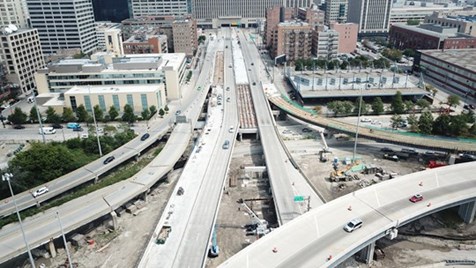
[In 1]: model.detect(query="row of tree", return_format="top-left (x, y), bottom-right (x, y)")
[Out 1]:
top-left (326, 92), bottom-right (432, 116)
top-left (8, 104), bottom-right (165, 126)
top-left (0, 130), bottom-right (136, 199)
top-left (391, 111), bottom-right (476, 137)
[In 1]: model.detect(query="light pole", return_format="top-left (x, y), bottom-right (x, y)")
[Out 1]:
top-left (56, 211), bottom-right (73, 268)
top-left (32, 94), bottom-right (45, 143)
top-left (88, 86), bottom-right (103, 157)
top-left (2, 173), bottom-right (36, 268)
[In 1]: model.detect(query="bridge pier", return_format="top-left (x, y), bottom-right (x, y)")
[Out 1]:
top-left (110, 211), bottom-right (118, 230)
top-left (458, 201), bottom-right (476, 224)
top-left (48, 238), bottom-right (56, 258)
top-left (278, 110), bottom-right (287, 121)
top-left (142, 191), bottom-right (148, 202)
top-left (94, 174), bottom-right (99, 184)
top-left (358, 242), bottom-right (375, 264)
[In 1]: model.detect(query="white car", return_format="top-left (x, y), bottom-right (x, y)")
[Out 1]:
top-left (360, 118), bottom-right (371, 123)
top-left (229, 126), bottom-right (234, 133)
top-left (343, 218), bottom-right (363, 232)
top-left (32, 186), bottom-right (49, 197)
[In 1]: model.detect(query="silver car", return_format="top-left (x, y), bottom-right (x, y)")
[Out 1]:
top-left (344, 218), bottom-right (363, 232)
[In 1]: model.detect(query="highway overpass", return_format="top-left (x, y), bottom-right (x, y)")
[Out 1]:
top-left (219, 161), bottom-right (476, 268)
top-left (238, 31), bottom-right (323, 226)
top-left (0, 37), bottom-right (219, 264)
top-left (268, 95), bottom-right (476, 152)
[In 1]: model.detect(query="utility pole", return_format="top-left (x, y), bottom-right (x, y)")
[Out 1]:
top-left (88, 86), bottom-right (103, 157)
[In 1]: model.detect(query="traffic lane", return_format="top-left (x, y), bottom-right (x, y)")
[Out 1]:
top-left (173, 132), bottom-right (234, 267)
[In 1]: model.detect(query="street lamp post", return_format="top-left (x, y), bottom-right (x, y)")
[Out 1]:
top-left (56, 211), bottom-right (73, 268)
top-left (2, 173), bottom-right (36, 268)
top-left (88, 86), bottom-right (103, 157)
top-left (33, 94), bottom-right (46, 143)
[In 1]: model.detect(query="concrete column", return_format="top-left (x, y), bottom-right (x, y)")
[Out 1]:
top-left (458, 201), bottom-right (476, 224)
top-left (239, 133), bottom-right (243, 141)
top-left (256, 132), bottom-right (260, 140)
top-left (48, 239), bottom-right (56, 258)
top-left (94, 174), bottom-right (99, 184)
top-left (142, 192), bottom-right (148, 202)
top-left (110, 211), bottom-right (118, 230)
top-left (358, 242), bottom-right (375, 264)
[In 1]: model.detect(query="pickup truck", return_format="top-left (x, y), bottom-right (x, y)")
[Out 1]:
top-left (156, 225), bottom-right (172, 245)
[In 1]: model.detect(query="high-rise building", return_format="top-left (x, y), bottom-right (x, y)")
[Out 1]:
top-left (347, 0), bottom-right (392, 35)
top-left (312, 27), bottom-right (339, 59)
top-left (0, 0), bottom-right (29, 28)
top-left (96, 22), bottom-right (124, 56)
top-left (26, 0), bottom-right (98, 55)
top-left (172, 18), bottom-right (197, 56)
top-left (0, 0), bottom-right (45, 94)
top-left (297, 5), bottom-right (325, 29)
top-left (129, 0), bottom-right (190, 18)
top-left (325, 0), bottom-right (348, 24)
top-left (265, 6), bottom-right (295, 48)
top-left (92, 0), bottom-right (129, 22)
top-left (272, 21), bottom-right (313, 62)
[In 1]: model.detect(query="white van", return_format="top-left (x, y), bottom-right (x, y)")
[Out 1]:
top-left (39, 127), bottom-right (56, 135)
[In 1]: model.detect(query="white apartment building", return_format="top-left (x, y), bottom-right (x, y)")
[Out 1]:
top-left (0, 0), bottom-right (44, 94)
top-left (325, 0), bottom-right (348, 24)
top-left (129, 0), bottom-right (190, 18)
top-left (1, 28), bottom-right (45, 94)
top-left (96, 22), bottom-right (124, 56)
top-left (347, 0), bottom-right (392, 35)
top-left (0, 0), bottom-right (28, 28)
top-left (35, 53), bottom-right (187, 104)
top-left (26, 0), bottom-right (98, 55)
top-left (312, 28), bottom-right (339, 59)
top-left (390, 5), bottom-right (465, 24)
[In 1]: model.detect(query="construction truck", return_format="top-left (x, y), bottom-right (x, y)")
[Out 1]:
top-left (239, 200), bottom-right (270, 238)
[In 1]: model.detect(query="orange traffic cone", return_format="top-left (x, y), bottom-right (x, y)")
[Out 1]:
top-left (328, 255), bottom-right (333, 261)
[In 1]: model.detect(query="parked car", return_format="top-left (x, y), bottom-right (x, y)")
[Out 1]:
top-left (141, 133), bottom-right (150, 141)
top-left (383, 154), bottom-right (399, 161)
top-left (360, 118), bottom-right (371, 123)
top-left (50, 123), bottom-right (63, 129)
top-left (380, 147), bottom-right (394, 153)
top-left (302, 128), bottom-right (312, 133)
top-left (32, 186), bottom-right (49, 197)
top-left (409, 194), bottom-right (424, 203)
top-left (13, 125), bottom-right (25, 129)
top-left (252, 82), bottom-right (256, 86)
top-left (343, 218), bottom-right (363, 232)
top-left (72, 127), bottom-right (83, 132)
top-left (175, 110), bottom-right (181, 115)
top-left (103, 156), bottom-right (115, 164)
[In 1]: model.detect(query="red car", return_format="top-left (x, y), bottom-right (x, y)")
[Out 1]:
top-left (409, 194), bottom-right (424, 203)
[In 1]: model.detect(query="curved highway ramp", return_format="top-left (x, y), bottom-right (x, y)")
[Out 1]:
top-left (219, 161), bottom-right (476, 268)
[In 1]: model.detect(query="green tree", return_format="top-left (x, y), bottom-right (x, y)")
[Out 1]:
top-left (353, 97), bottom-right (368, 115)
top-left (29, 106), bottom-right (40, 123)
top-left (432, 114), bottom-right (451, 136)
top-left (7, 107), bottom-right (28, 126)
top-left (390, 114), bottom-right (405, 129)
top-left (425, 84), bottom-right (438, 97)
top-left (122, 104), bottom-right (136, 124)
top-left (339, 61), bottom-right (349, 70)
top-left (449, 115), bottom-right (469, 136)
top-left (164, 105), bottom-right (169, 114)
top-left (108, 106), bottom-right (119, 121)
top-left (404, 100), bottom-right (415, 113)
top-left (403, 48), bottom-right (416, 58)
top-left (371, 97), bottom-right (385, 115)
top-left (416, 99), bottom-right (431, 110)
top-left (62, 107), bottom-right (77, 122)
top-left (149, 105), bottom-right (157, 117)
top-left (391, 91), bottom-right (405, 114)
top-left (159, 108), bottom-right (165, 118)
top-left (46, 107), bottom-right (61, 124)
top-left (446, 95), bottom-right (460, 108)
top-left (93, 105), bottom-right (104, 122)
top-left (141, 108), bottom-right (151, 120)
top-left (382, 48), bottom-right (403, 62)
top-left (76, 105), bottom-right (89, 122)
top-left (407, 114), bottom-right (419, 132)
top-left (469, 124), bottom-right (476, 137)
top-left (418, 111), bottom-right (434, 134)
top-left (461, 109), bottom-right (475, 124)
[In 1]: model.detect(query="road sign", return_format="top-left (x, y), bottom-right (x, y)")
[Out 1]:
top-left (294, 195), bottom-right (305, 202)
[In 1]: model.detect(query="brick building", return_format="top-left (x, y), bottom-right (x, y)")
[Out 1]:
top-left (272, 21), bottom-right (313, 62)
top-left (123, 34), bottom-right (168, 54)
top-left (330, 22), bottom-right (358, 53)
top-left (389, 23), bottom-right (476, 50)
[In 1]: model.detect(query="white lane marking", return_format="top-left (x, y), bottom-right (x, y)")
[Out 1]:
top-left (374, 188), bottom-right (381, 207)
top-left (314, 215), bottom-right (320, 237)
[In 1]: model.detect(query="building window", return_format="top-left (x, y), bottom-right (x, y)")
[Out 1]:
top-left (112, 95), bottom-right (120, 111)
top-left (141, 94), bottom-right (148, 111)
top-left (84, 95), bottom-right (92, 112)
top-left (70, 96), bottom-right (77, 111)
top-left (127, 94), bottom-right (134, 108)
top-left (98, 95), bottom-right (106, 111)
